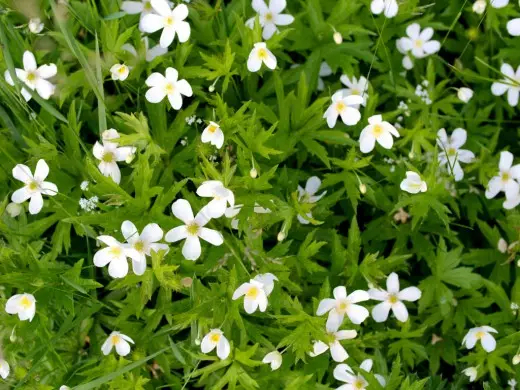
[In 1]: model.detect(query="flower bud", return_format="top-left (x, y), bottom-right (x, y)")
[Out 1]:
top-left (6, 202), bottom-right (22, 217)
top-left (208, 85), bottom-right (215, 92)
top-left (250, 168), bottom-right (258, 178)
top-left (513, 354), bottom-right (520, 365)
top-left (472, 0), bottom-right (486, 14)
top-left (359, 183), bottom-right (367, 194)
top-left (277, 231), bottom-right (285, 242)
top-left (28, 18), bottom-right (44, 34)
top-left (333, 32), bottom-right (343, 44)
top-left (457, 87), bottom-right (474, 103)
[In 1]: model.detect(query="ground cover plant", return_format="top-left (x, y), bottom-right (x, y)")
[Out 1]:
top-left (0, 0), bottom-right (520, 388)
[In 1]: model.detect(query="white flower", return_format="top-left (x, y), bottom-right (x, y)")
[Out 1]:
top-left (462, 326), bottom-right (498, 352)
top-left (94, 235), bottom-right (140, 278)
top-left (101, 331), bottom-right (134, 356)
top-left (11, 159), bottom-right (58, 215)
top-left (121, 221), bottom-right (169, 275)
top-left (297, 176), bottom-right (326, 225)
top-left (509, 379), bottom-right (518, 390)
top-left (317, 62), bottom-right (332, 91)
top-left (317, 286), bottom-right (370, 331)
top-left (308, 330), bottom-right (357, 362)
top-left (333, 362), bottom-right (375, 390)
top-left (400, 171), bottom-right (428, 194)
top-left (145, 67), bottom-right (193, 110)
top-left (28, 18), bottom-right (44, 33)
top-left (491, 0), bottom-right (509, 8)
top-left (462, 367), bottom-right (478, 382)
top-left (323, 91), bottom-right (364, 128)
top-left (397, 24), bottom-right (440, 62)
top-left (80, 180), bottom-right (89, 191)
top-left (491, 64), bottom-right (520, 107)
top-left (247, 42), bottom-right (277, 72)
top-left (110, 64), bottom-right (129, 81)
top-left (93, 131), bottom-right (136, 184)
top-left (339, 75), bottom-right (369, 107)
top-left (370, 0), bottom-right (398, 18)
top-left (437, 128), bottom-right (475, 181)
top-left (121, 0), bottom-right (163, 31)
top-left (201, 329), bottom-right (231, 359)
top-left (485, 151), bottom-right (520, 200)
top-left (457, 87), bottom-right (474, 103)
top-left (4, 51), bottom-right (56, 101)
top-left (196, 180), bottom-right (235, 218)
top-left (245, 0), bottom-right (294, 40)
top-left (121, 37), bottom-right (167, 63)
top-left (0, 359), bottom-right (9, 379)
top-left (253, 273), bottom-right (278, 295)
top-left (368, 272), bottom-right (421, 322)
top-left (5, 293), bottom-right (36, 322)
top-left (141, 0), bottom-right (190, 47)
top-left (164, 199), bottom-right (224, 260)
top-left (472, 0), bottom-right (486, 14)
top-left (507, 19), bottom-right (520, 36)
top-left (232, 279), bottom-right (268, 313)
top-left (262, 351), bottom-right (282, 370)
top-left (201, 122), bottom-right (224, 149)
top-left (6, 202), bottom-right (22, 217)
top-left (359, 114), bottom-right (400, 153)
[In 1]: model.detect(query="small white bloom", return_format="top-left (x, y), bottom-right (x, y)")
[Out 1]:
top-left (369, 272), bottom-right (422, 322)
top-left (247, 42), bottom-right (277, 72)
top-left (94, 235), bottom-right (140, 278)
top-left (11, 159), bottom-right (58, 215)
top-left (196, 180), bottom-right (235, 218)
top-left (462, 367), bottom-right (478, 382)
top-left (6, 202), bottom-right (22, 217)
top-left (145, 67), bottom-right (193, 110)
top-left (323, 91), bottom-right (363, 128)
top-left (232, 279), bottom-right (268, 314)
top-left (101, 331), bottom-right (134, 356)
top-left (491, 64), bottom-right (520, 107)
top-left (262, 351), bottom-right (282, 370)
top-left (165, 199), bottom-right (224, 260)
top-left (4, 51), bottom-right (56, 101)
top-left (80, 180), bottom-right (89, 191)
top-left (110, 64), bottom-right (129, 81)
top-left (457, 87), bottom-right (474, 103)
top-left (79, 196), bottom-right (98, 212)
top-left (437, 128), bottom-right (474, 181)
top-left (509, 379), bottom-right (518, 390)
top-left (122, 37), bottom-right (168, 63)
top-left (333, 363), bottom-right (369, 390)
top-left (317, 286), bottom-right (370, 331)
top-left (485, 151), bottom-right (520, 200)
top-left (507, 18), bottom-right (520, 36)
top-left (339, 75), bottom-right (369, 107)
top-left (0, 359), bottom-right (9, 379)
top-left (297, 176), bottom-right (326, 225)
top-left (397, 24), bottom-right (440, 64)
top-left (317, 62), bottom-right (332, 91)
top-left (498, 238), bottom-right (508, 253)
top-left (201, 329), bottom-right (231, 359)
top-left (141, 0), bottom-right (190, 47)
top-left (28, 18), bottom-right (44, 33)
top-left (245, 0), bottom-right (294, 40)
top-left (5, 293), bottom-right (36, 322)
top-left (400, 171), bottom-right (428, 194)
top-left (473, 0), bottom-right (486, 14)
top-left (201, 122), bottom-right (224, 149)
top-left (333, 31), bottom-right (343, 44)
top-left (359, 114), bottom-right (400, 153)
top-left (370, 0), bottom-right (398, 18)
top-left (121, 220), bottom-right (169, 275)
top-left (462, 326), bottom-right (498, 352)
top-left (93, 130), bottom-right (136, 184)
top-left (308, 329), bottom-right (357, 362)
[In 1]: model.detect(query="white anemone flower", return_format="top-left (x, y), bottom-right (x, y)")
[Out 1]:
top-left (457, 87), bottom-right (474, 103)
top-left (122, 37), bottom-right (168, 63)
top-left (491, 64), bottom-right (520, 107)
top-left (339, 75), bottom-right (369, 107)
top-left (101, 331), bottom-right (134, 356)
top-left (165, 199), bottom-right (224, 260)
top-left (485, 151), bottom-right (520, 200)
top-left (370, 0), bottom-right (399, 18)
top-left (437, 128), bottom-right (475, 181)
top-left (247, 42), bottom-right (277, 72)
top-left (462, 367), bottom-right (478, 382)
top-left (145, 67), bottom-right (193, 110)
top-left (473, 0), bottom-right (486, 14)
top-left (462, 326), bottom-right (498, 352)
top-left (5, 293), bottom-right (36, 322)
top-left (262, 351), bottom-right (282, 370)
top-left (309, 330), bottom-right (357, 362)
top-left (368, 272), bottom-right (421, 322)
top-left (323, 91), bottom-right (364, 128)
top-left (297, 176), bottom-right (326, 225)
top-left (317, 286), bottom-right (370, 331)
top-left (0, 360), bottom-right (9, 379)
top-left (396, 39), bottom-right (414, 70)
top-left (317, 62), bottom-right (332, 91)
top-left (201, 329), bottom-right (231, 359)
top-left (334, 359), bottom-right (387, 389)
top-left (507, 19), bottom-right (520, 36)
top-left (121, 221), bottom-right (169, 275)
top-left (141, 0), bottom-right (190, 47)
top-left (94, 235), bottom-right (140, 278)
top-left (93, 131), bottom-right (136, 184)
top-left (28, 18), bottom-right (44, 33)
top-left (196, 180), bottom-right (235, 218)
top-left (400, 171), bottom-right (428, 194)
top-left (11, 159), bottom-right (58, 215)
top-left (397, 24), bottom-right (440, 61)
top-left (359, 114), bottom-right (400, 153)
top-left (4, 51), bottom-right (56, 101)
top-left (245, 0), bottom-right (294, 40)
top-left (110, 64), bottom-right (129, 81)
top-left (232, 279), bottom-right (269, 314)
top-left (201, 122), bottom-right (224, 149)
top-left (6, 202), bottom-right (22, 217)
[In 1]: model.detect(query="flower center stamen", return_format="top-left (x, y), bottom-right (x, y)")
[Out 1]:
top-left (165, 16), bottom-right (174, 26)
top-left (111, 335), bottom-right (121, 344)
top-left (208, 125), bottom-right (218, 133)
top-left (337, 300), bottom-right (349, 313)
top-left (165, 82), bottom-right (175, 94)
top-left (26, 72), bottom-right (37, 82)
top-left (265, 12), bottom-right (273, 21)
top-left (134, 240), bottom-right (145, 252)
top-left (388, 294), bottom-right (398, 304)
top-left (447, 147), bottom-right (456, 156)
top-left (372, 124), bottom-right (384, 137)
top-left (351, 88), bottom-right (360, 95)
top-left (28, 181), bottom-right (39, 191)
top-left (354, 379), bottom-right (365, 389)
top-left (336, 101), bottom-right (346, 112)
top-left (186, 222), bottom-right (200, 236)
top-left (246, 286), bottom-right (259, 298)
top-left (414, 39), bottom-right (423, 48)
top-left (476, 331), bottom-right (485, 339)
top-left (502, 172), bottom-right (510, 182)
top-left (210, 333), bottom-right (221, 343)
top-left (20, 296), bottom-right (32, 309)
top-left (257, 48), bottom-right (268, 60)
top-left (102, 152), bottom-right (115, 163)
top-left (109, 246), bottom-right (122, 257)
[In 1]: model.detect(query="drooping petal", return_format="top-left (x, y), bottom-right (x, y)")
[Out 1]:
top-left (491, 82), bottom-right (508, 96)
top-left (372, 301), bottom-right (392, 322)
top-left (160, 27), bottom-right (176, 48)
top-left (115, 339), bottom-right (132, 356)
top-left (262, 23), bottom-right (278, 40)
top-left (340, 106), bottom-right (361, 126)
top-left (360, 358), bottom-right (373, 372)
top-left (247, 50), bottom-right (262, 72)
top-left (481, 333), bottom-right (496, 352)
top-left (329, 341), bottom-right (348, 362)
top-left (167, 91), bottom-right (183, 110)
top-left (201, 333), bottom-right (216, 353)
top-left (324, 106), bottom-right (338, 128)
top-left (145, 86), bottom-right (167, 103)
top-left (504, 179), bottom-right (519, 200)
top-left (309, 340), bottom-right (329, 357)
top-left (28, 192), bottom-right (44, 214)
top-left (101, 337), bottom-right (114, 355)
top-left (182, 236), bottom-right (202, 260)
top-left (507, 88), bottom-right (519, 107)
top-left (108, 257), bottom-right (129, 278)
top-left (485, 176), bottom-right (502, 199)
top-left (176, 79), bottom-right (193, 97)
top-left (263, 49), bottom-right (277, 70)
top-left (391, 301), bottom-right (409, 322)
top-left (37, 64), bottom-right (57, 79)
top-left (132, 257), bottom-right (147, 276)
top-left (333, 363), bottom-right (356, 382)
top-left (359, 128), bottom-right (376, 153)
top-left (507, 18), bottom-right (520, 36)
top-left (216, 336), bottom-right (231, 359)
top-left (35, 79), bottom-right (55, 99)
top-left (5, 295), bottom-right (22, 314)
top-left (376, 130), bottom-right (394, 149)
top-left (316, 298), bottom-right (336, 315)
top-left (232, 282), bottom-right (250, 300)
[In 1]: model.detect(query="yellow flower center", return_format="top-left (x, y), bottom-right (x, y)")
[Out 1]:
top-left (210, 333), bottom-right (221, 343)
top-left (165, 16), bottom-right (174, 26)
top-left (102, 152), bottom-right (115, 163)
top-left (246, 286), bottom-right (260, 298)
top-left (335, 101), bottom-right (346, 112)
top-left (372, 124), bottom-right (384, 137)
top-left (111, 334), bottom-right (121, 344)
top-left (26, 72), bottom-right (37, 82)
top-left (351, 89), bottom-right (360, 95)
top-left (337, 300), bottom-right (349, 313)
top-left (265, 12), bottom-right (274, 21)
top-left (208, 124), bottom-right (218, 133)
top-left (502, 172), bottom-right (510, 182)
top-left (354, 379), bottom-right (365, 389)
top-left (257, 48), bottom-right (268, 60)
top-left (28, 181), bottom-right (39, 191)
top-left (134, 240), bottom-right (145, 252)
top-left (388, 294), bottom-right (398, 304)
top-left (118, 66), bottom-right (126, 74)
top-left (475, 331), bottom-right (485, 339)
top-left (109, 246), bottom-right (122, 256)
top-left (186, 222), bottom-right (200, 236)
top-left (165, 82), bottom-right (175, 94)
top-left (447, 147), bottom-right (456, 156)
top-left (20, 296), bottom-right (32, 309)
top-left (414, 39), bottom-right (423, 48)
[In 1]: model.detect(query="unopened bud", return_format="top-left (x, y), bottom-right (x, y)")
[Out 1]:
top-left (277, 231), bottom-right (285, 242)
top-left (208, 85), bottom-right (215, 92)
top-left (513, 354), bottom-right (520, 365)
top-left (359, 183), bottom-right (366, 194)
top-left (250, 168), bottom-right (258, 178)
top-left (195, 338), bottom-right (201, 346)
top-left (6, 202), bottom-right (22, 217)
top-left (333, 31), bottom-right (343, 45)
